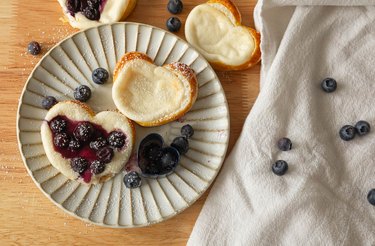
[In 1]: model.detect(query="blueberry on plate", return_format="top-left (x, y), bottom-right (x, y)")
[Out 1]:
top-left (92, 68), bottom-right (109, 84)
top-left (355, 121), bottom-right (370, 136)
top-left (42, 96), bottom-right (57, 110)
top-left (73, 122), bottom-right (94, 143)
top-left (54, 133), bottom-right (70, 148)
top-left (108, 131), bottom-right (126, 149)
top-left (89, 137), bottom-right (107, 151)
top-left (70, 157), bottom-right (89, 174)
top-left (272, 160), bottom-right (288, 176)
top-left (166, 17), bottom-right (181, 32)
top-left (368, 189), bottom-right (375, 206)
top-left (167, 0), bottom-right (183, 14)
top-left (74, 85), bottom-right (91, 102)
top-left (90, 160), bottom-right (105, 175)
top-left (277, 137), bottom-right (292, 151)
top-left (66, 0), bottom-right (81, 13)
top-left (124, 171), bottom-right (142, 189)
top-left (96, 146), bottom-right (114, 164)
top-left (27, 41), bottom-right (41, 55)
top-left (159, 147), bottom-right (180, 174)
top-left (68, 139), bottom-right (81, 152)
top-left (171, 136), bottom-right (189, 155)
top-left (321, 78), bottom-right (337, 93)
top-left (181, 124), bottom-right (194, 139)
top-left (339, 125), bottom-right (356, 141)
top-left (50, 117), bottom-right (67, 133)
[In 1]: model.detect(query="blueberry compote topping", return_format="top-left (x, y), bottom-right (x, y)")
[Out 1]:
top-left (48, 115), bottom-right (127, 183)
top-left (66, 0), bottom-right (107, 20)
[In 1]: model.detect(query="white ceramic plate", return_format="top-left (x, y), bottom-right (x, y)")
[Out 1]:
top-left (17, 22), bottom-right (230, 228)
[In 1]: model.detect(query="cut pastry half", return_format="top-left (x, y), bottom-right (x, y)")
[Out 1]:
top-left (112, 52), bottom-right (198, 127)
top-left (41, 101), bottom-right (135, 185)
top-left (185, 0), bottom-right (261, 70)
top-left (57, 0), bottom-right (137, 29)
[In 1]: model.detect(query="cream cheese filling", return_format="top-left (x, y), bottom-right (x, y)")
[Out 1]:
top-left (57, 0), bottom-right (131, 29)
top-left (112, 60), bottom-right (190, 123)
top-left (185, 4), bottom-right (255, 66)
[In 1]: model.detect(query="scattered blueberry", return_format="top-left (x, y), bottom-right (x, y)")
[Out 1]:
top-left (87, 0), bottom-right (100, 8)
top-left (68, 139), bottom-right (81, 152)
top-left (82, 6), bottom-right (100, 20)
top-left (66, 0), bottom-right (81, 13)
top-left (181, 124), bottom-right (194, 139)
top-left (108, 131), bottom-right (126, 149)
top-left (272, 160), bottom-right (288, 176)
top-left (74, 85), bottom-right (91, 102)
top-left (166, 17), bottom-right (181, 32)
top-left (53, 133), bottom-right (70, 148)
top-left (321, 78), bottom-right (337, 93)
top-left (42, 96), bottom-right (57, 110)
top-left (123, 171), bottom-right (142, 189)
top-left (90, 160), bottom-right (105, 175)
top-left (70, 157), bottom-right (89, 174)
top-left (27, 41), bottom-right (41, 55)
top-left (368, 189), bottom-right (375, 206)
top-left (171, 136), bottom-right (189, 155)
top-left (277, 138), bottom-right (292, 151)
top-left (96, 146), bottom-right (114, 164)
top-left (92, 68), bottom-right (109, 84)
top-left (73, 122), bottom-right (94, 143)
top-left (50, 118), bottom-right (67, 133)
top-left (355, 121), bottom-right (370, 136)
top-left (89, 137), bottom-right (107, 151)
top-left (339, 125), bottom-right (356, 141)
top-left (167, 0), bottom-right (183, 14)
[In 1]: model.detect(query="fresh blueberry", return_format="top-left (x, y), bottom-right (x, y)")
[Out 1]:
top-left (272, 160), bottom-right (288, 176)
top-left (50, 118), bottom-right (67, 133)
top-left (355, 121), bottom-right (370, 136)
top-left (90, 160), bottom-right (105, 175)
top-left (171, 136), bottom-right (189, 155)
top-left (53, 133), bottom-right (70, 148)
top-left (89, 137), bottom-right (107, 151)
top-left (166, 17), bottom-right (181, 32)
top-left (108, 131), bottom-right (126, 149)
top-left (123, 171), bottom-right (142, 189)
top-left (167, 0), bottom-right (183, 14)
top-left (42, 96), bottom-right (57, 110)
top-left (368, 189), bottom-right (375, 206)
top-left (277, 138), bottom-right (292, 151)
top-left (87, 0), bottom-right (100, 8)
top-left (70, 157), bottom-right (89, 174)
top-left (96, 146), bottom-right (114, 164)
top-left (66, 0), bottom-right (81, 14)
top-left (74, 85), bottom-right (91, 102)
top-left (181, 124), bottom-right (194, 139)
top-left (27, 41), bottom-right (41, 55)
top-left (321, 78), bottom-right (337, 93)
top-left (82, 7), bottom-right (100, 20)
top-left (339, 125), bottom-right (356, 141)
top-left (92, 68), bottom-right (109, 84)
top-left (68, 139), bottom-right (81, 152)
top-left (73, 122), bottom-right (94, 143)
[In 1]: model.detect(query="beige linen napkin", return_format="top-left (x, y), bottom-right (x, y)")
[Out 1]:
top-left (188, 0), bottom-right (375, 245)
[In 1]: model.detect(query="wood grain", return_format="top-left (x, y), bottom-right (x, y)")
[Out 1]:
top-left (0, 0), bottom-right (260, 245)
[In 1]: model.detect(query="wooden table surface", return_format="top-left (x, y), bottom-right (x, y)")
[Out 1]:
top-left (0, 0), bottom-right (259, 245)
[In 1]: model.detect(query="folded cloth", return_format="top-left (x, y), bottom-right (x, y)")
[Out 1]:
top-left (188, 0), bottom-right (375, 245)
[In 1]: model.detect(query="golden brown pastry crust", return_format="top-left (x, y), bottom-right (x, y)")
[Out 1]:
top-left (113, 52), bottom-right (198, 127)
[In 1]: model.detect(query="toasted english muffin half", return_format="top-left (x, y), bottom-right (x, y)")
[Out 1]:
top-left (185, 0), bottom-right (261, 71)
top-left (112, 52), bottom-right (198, 127)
